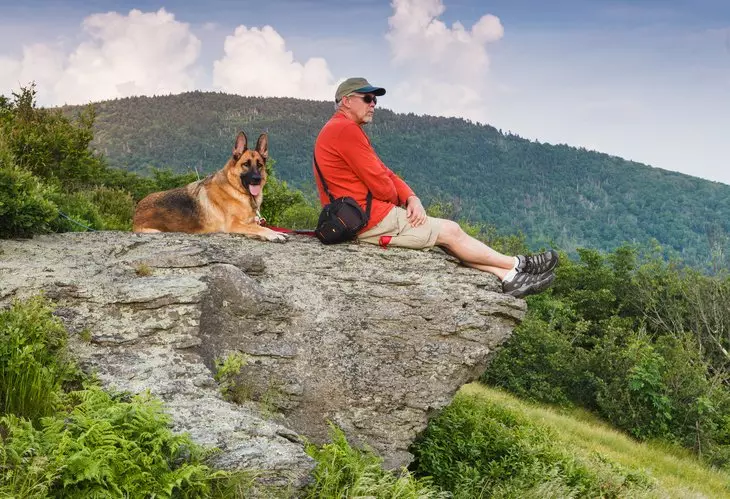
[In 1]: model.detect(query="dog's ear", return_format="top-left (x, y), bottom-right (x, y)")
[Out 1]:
top-left (232, 132), bottom-right (248, 159)
top-left (255, 133), bottom-right (268, 162)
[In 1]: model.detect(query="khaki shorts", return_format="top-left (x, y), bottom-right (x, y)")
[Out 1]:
top-left (358, 207), bottom-right (442, 249)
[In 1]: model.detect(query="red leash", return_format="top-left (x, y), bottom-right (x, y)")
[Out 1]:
top-left (260, 219), bottom-right (390, 246)
top-left (269, 225), bottom-right (317, 236)
top-left (259, 217), bottom-right (316, 236)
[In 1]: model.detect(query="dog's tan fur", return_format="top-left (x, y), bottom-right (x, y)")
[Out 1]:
top-left (133, 131), bottom-right (286, 242)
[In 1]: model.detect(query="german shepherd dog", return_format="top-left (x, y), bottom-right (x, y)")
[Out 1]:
top-left (133, 131), bottom-right (286, 242)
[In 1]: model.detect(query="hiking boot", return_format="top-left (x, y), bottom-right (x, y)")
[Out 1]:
top-left (516, 249), bottom-right (559, 275)
top-left (502, 270), bottom-right (555, 298)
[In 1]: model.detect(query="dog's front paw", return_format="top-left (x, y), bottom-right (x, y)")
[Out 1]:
top-left (265, 230), bottom-right (289, 243)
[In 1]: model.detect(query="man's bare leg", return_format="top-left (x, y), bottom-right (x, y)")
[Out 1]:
top-left (435, 220), bottom-right (515, 280)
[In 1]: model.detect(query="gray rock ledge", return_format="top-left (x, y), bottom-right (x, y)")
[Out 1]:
top-left (0, 231), bottom-right (526, 486)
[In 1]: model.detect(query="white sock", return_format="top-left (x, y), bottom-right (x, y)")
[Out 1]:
top-left (503, 268), bottom-right (517, 283)
top-left (513, 256), bottom-right (520, 270)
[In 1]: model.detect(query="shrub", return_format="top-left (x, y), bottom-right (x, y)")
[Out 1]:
top-left (87, 186), bottom-right (135, 230)
top-left (2, 85), bottom-right (104, 190)
top-left (0, 162), bottom-right (58, 239)
top-left (261, 166), bottom-right (316, 227)
top-left (593, 333), bottom-right (673, 440)
top-left (0, 296), bottom-right (79, 420)
top-left (482, 315), bottom-right (581, 406)
top-left (48, 191), bottom-right (103, 232)
top-left (305, 425), bottom-right (446, 499)
top-left (410, 393), bottom-right (653, 498)
top-left (278, 203), bottom-right (320, 230)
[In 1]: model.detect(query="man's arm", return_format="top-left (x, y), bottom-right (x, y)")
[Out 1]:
top-left (390, 173), bottom-right (416, 207)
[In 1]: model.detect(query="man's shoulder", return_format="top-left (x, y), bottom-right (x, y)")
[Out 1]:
top-left (319, 114), bottom-right (363, 142)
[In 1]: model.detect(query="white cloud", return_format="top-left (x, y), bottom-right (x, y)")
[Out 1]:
top-left (212, 25), bottom-right (335, 100)
top-left (1, 8), bottom-right (201, 106)
top-left (385, 0), bottom-right (503, 121)
top-left (0, 44), bottom-right (65, 100)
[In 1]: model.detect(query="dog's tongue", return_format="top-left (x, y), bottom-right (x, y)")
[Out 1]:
top-left (248, 184), bottom-right (262, 197)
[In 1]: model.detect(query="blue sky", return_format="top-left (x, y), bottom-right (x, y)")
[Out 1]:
top-left (1, 0), bottom-right (729, 185)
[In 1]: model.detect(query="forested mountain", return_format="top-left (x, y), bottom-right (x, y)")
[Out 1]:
top-left (62, 91), bottom-right (730, 267)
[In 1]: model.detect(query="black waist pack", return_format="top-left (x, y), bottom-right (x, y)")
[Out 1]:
top-left (315, 196), bottom-right (371, 244)
top-left (313, 154), bottom-right (372, 245)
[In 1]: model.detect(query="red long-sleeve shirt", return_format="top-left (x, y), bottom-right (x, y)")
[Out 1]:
top-left (313, 112), bottom-right (415, 232)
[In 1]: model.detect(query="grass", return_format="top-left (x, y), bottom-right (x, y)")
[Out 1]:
top-left (305, 425), bottom-right (447, 499)
top-left (134, 263), bottom-right (153, 276)
top-left (457, 383), bottom-right (730, 498)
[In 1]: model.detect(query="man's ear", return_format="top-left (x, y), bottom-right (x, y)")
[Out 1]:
top-left (255, 133), bottom-right (268, 162)
top-left (233, 131), bottom-right (248, 159)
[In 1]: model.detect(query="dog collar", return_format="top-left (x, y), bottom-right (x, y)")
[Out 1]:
top-left (255, 209), bottom-right (266, 226)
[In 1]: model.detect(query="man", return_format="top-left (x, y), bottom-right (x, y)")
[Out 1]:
top-left (313, 77), bottom-right (557, 298)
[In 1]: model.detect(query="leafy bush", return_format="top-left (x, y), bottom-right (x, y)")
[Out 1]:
top-left (278, 203), bottom-right (320, 230)
top-left (214, 352), bottom-right (247, 403)
top-left (0, 296), bottom-right (79, 420)
top-left (0, 162), bottom-right (58, 238)
top-left (261, 166), bottom-right (317, 228)
top-left (305, 425), bottom-right (445, 499)
top-left (48, 191), bottom-right (104, 232)
top-left (411, 393), bottom-right (654, 498)
top-left (86, 186), bottom-right (135, 231)
top-left (2, 85), bottom-right (104, 190)
top-left (593, 333), bottom-right (673, 440)
top-left (483, 314), bottom-right (586, 406)
top-left (483, 244), bottom-right (730, 468)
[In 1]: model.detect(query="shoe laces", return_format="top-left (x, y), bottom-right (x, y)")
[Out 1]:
top-left (523, 258), bottom-right (536, 274)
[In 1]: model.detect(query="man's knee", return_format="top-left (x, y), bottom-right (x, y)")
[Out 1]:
top-left (436, 219), bottom-right (463, 245)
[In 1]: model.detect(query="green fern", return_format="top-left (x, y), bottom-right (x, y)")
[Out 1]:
top-left (0, 296), bottom-right (258, 498)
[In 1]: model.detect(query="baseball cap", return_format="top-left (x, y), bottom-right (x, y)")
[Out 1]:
top-left (335, 77), bottom-right (386, 102)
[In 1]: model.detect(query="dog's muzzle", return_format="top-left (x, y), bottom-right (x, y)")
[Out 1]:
top-left (241, 169), bottom-right (262, 187)
top-left (241, 169), bottom-right (263, 197)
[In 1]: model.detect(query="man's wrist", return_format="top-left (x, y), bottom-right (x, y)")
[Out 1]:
top-left (406, 195), bottom-right (420, 205)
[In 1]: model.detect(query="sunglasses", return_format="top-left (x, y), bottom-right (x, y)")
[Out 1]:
top-left (348, 94), bottom-right (377, 105)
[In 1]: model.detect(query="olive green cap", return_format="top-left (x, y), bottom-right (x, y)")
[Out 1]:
top-left (335, 77), bottom-right (386, 102)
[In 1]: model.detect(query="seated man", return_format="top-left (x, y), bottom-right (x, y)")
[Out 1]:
top-left (313, 77), bottom-right (557, 298)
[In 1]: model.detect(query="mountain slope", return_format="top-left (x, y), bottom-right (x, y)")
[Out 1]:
top-left (63, 91), bottom-right (730, 267)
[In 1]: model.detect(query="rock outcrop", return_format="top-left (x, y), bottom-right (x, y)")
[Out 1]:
top-left (0, 232), bottom-right (525, 486)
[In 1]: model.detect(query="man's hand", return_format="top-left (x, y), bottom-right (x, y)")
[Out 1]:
top-left (405, 196), bottom-right (427, 227)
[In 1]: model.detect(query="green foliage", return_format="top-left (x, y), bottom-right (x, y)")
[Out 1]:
top-left (47, 187), bottom-right (135, 232)
top-left (0, 389), bottom-right (224, 498)
top-left (483, 244), bottom-right (730, 467)
top-left (277, 203), bottom-right (320, 231)
top-left (593, 334), bottom-right (673, 440)
top-left (261, 164), bottom-right (319, 229)
top-left (3, 85), bottom-right (104, 190)
top-left (214, 352), bottom-right (247, 403)
top-left (0, 162), bottom-right (58, 238)
top-left (48, 191), bottom-right (104, 232)
top-left (305, 425), bottom-right (446, 499)
top-left (410, 392), bottom-right (654, 498)
top-left (0, 296), bottom-right (79, 420)
top-left (86, 186), bottom-right (135, 230)
top-left (0, 296), bottom-right (258, 499)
